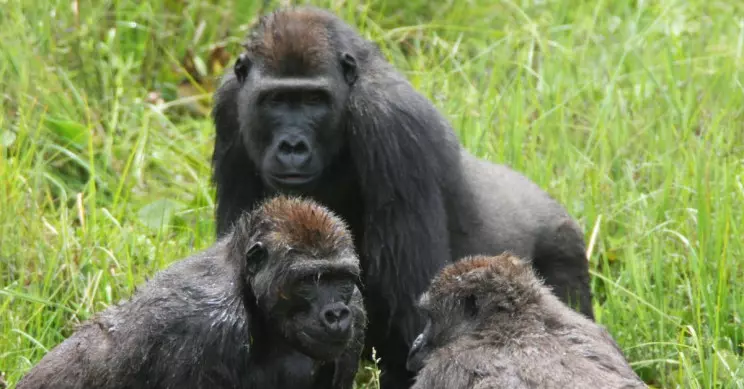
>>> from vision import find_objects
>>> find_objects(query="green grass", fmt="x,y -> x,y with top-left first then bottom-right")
1,0 -> 743,387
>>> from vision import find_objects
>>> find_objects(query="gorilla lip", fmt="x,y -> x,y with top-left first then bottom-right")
271,173 -> 317,186
303,327 -> 351,345
298,329 -> 351,358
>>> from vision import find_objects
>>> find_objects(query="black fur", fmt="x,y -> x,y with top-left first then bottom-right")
211,6 -> 593,388
16,196 -> 367,389
406,254 -> 645,389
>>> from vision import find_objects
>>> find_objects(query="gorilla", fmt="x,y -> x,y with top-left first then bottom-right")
16,196 -> 367,389
210,6 -> 593,388
406,254 -> 646,389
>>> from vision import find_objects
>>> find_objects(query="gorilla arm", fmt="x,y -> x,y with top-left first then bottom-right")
16,251 -> 249,389
346,69 -> 459,382
211,72 -> 265,237
15,322 -> 114,389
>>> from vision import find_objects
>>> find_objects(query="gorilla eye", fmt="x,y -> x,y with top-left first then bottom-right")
259,91 -> 283,106
298,273 -> 321,285
335,280 -> 356,301
302,90 -> 328,105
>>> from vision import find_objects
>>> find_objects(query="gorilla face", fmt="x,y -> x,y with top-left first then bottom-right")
233,51 -> 359,193
245,240 -> 363,361
280,276 -> 361,360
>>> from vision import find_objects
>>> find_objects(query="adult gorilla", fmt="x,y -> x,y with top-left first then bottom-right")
210,6 -> 593,389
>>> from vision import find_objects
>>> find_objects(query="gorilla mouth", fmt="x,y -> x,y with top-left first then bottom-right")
270,173 -> 317,187
296,330 -> 351,360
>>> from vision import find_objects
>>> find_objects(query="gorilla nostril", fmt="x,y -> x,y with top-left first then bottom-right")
294,140 -> 309,154
278,139 -> 309,154
278,140 -> 294,154
320,303 -> 351,332
326,307 -> 349,322
276,138 -> 312,168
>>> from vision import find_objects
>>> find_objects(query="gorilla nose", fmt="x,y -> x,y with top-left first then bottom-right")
319,302 -> 351,334
277,138 -> 311,168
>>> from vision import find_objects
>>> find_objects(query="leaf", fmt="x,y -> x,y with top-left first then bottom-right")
176,81 -> 211,116
0,129 -> 16,148
137,198 -> 186,231
180,48 -> 202,83
208,44 -> 232,76
193,54 -> 208,80
44,117 -> 89,149
714,349 -> 744,381
169,43 -> 235,116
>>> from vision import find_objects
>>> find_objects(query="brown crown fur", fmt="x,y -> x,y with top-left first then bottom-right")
430,253 -> 544,303
254,195 -> 352,258
244,7 -> 336,74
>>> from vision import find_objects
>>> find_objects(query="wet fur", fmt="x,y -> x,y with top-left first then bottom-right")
16,196 -> 366,389
410,254 -> 646,389
211,6 -> 593,388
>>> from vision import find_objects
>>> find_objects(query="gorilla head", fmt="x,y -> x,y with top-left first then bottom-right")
234,196 -> 364,360
231,12 -> 360,193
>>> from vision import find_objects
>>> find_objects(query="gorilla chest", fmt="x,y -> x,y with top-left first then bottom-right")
249,351 -> 324,389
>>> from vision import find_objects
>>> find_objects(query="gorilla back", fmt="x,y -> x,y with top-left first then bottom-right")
407,254 -> 645,389
211,6 -> 593,388
16,196 -> 367,389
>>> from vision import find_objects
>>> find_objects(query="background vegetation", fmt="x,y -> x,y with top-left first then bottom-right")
1,0 -> 743,387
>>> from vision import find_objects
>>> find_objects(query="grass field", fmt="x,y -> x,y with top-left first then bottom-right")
1,0 -> 743,388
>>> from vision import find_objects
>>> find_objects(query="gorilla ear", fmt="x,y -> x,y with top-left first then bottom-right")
245,241 -> 267,274
340,52 -> 358,86
234,53 -> 251,83
463,294 -> 478,318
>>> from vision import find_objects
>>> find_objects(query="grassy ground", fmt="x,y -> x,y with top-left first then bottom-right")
1,0 -> 743,388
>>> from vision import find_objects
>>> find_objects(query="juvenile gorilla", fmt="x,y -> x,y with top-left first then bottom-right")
16,196 -> 367,389
406,254 -> 646,389
211,6 -> 593,387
